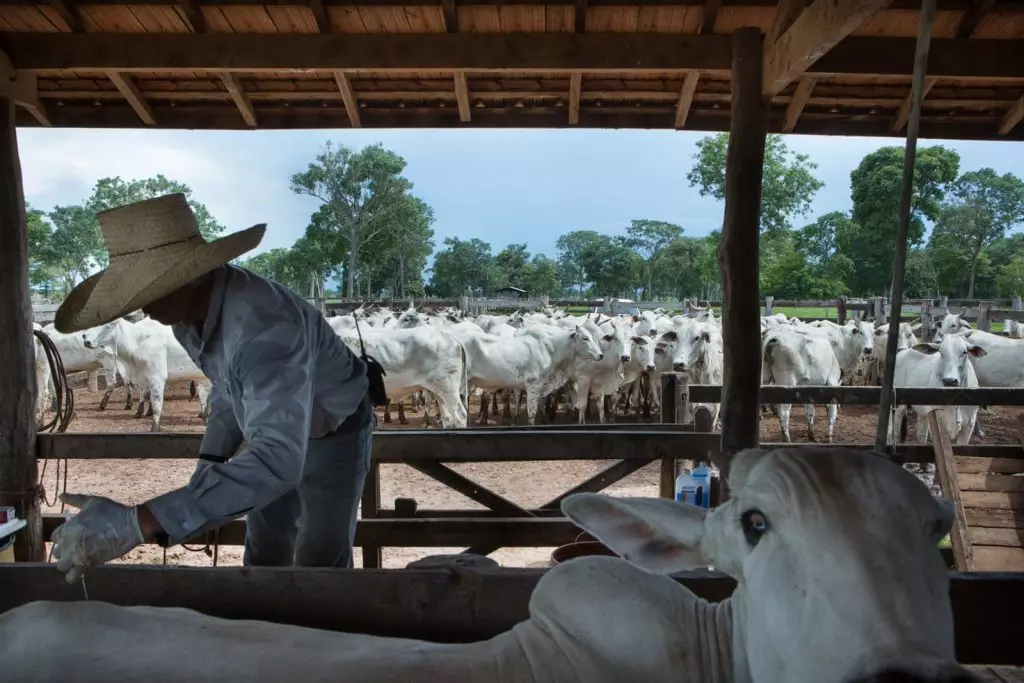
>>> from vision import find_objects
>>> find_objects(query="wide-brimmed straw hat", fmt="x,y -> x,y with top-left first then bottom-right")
54,193 -> 265,333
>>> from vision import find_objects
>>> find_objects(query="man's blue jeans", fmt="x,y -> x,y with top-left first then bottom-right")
243,399 -> 375,568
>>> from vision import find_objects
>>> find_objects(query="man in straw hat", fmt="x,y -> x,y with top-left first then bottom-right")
49,193 -> 375,581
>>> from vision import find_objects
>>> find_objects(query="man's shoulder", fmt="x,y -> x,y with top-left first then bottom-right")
223,265 -> 315,320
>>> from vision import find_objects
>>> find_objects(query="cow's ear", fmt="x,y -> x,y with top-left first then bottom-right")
968,344 -> 987,358
911,343 -> 940,355
561,494 -> 708,574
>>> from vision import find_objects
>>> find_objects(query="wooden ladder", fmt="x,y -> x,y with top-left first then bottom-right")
930,412 -> 1024,571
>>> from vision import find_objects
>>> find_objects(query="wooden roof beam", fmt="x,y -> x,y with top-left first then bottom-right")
766,0 -> 809,46
441,0 -> 459,32
763,0 -> 897,97
333,70 -> 360,127
568,71 -> 581,124
308,0 -> 332,32
0,50 -> 49,125
781,74 -> 815,132
698,0 -> 722,33
891,74 -> 936,132
999,96 -> 1024,135
956,0 -> 995,38
107,70 -> 155,124
673,70 -> 699,129
454,70 -> 470,122
177,0 -> 207,32
48,0 -> 84,32
575,0 -> 588,32
6,33 -> 1024,79
220,72 -> 256,126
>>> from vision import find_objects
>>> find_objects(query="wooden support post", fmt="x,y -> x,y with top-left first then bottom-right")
673,71 -> 699,130
875,0 -> 936,452
977,302 -> 992,332
333,71 -> 360,128
930,411 -> 973,571
873,296 -> 885,324
837,295 -> 847,325
764,295 -> 774,316
1013,296 -> 1022,312
921,300 -> 933,343
659,371 -> 689,498
568,72 -> 582,126
940,295 -> 949,313
718,27 -> 766,464
360,459 -> 382,568
999,96 -> 1024,136
0,95 -> 43,562
782,75 -> 816,132
454,70 -> 471,123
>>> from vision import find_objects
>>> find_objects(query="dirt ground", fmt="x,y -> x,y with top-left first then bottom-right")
38,380 -> 1024,570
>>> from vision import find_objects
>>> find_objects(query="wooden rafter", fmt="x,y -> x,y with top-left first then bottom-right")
220,72 -> 256,126
999,96 -> 1024,135
333,71 -> 360,127
0,50 -> 49,126
454,70 -> 470,122
568,72 -> 582,124
308,0 -> 332,33
574,0 -> 588,32
763,0 -> 897,97
441,0 -> 459,32
782,75 -> 815,132
107,71 -> 155,124
47,0 -> 84,32
673,70 -> 699,129
177,0 -> 207,32
891,75 -> 936,133
766,0 -> 809,46
956,0 -> 995,38
698,0 -> 722,33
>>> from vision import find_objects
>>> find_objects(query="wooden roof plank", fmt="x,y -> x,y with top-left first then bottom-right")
47,0 -> 84,32
763,0 -> 897,97
699,0 -> 721,32
220,71 -> 256,124
999,95 -> 1024,134
957,0 -> 995,38
107,70 -> 156,123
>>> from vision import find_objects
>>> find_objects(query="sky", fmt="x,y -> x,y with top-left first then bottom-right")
16,127 -> 1024,263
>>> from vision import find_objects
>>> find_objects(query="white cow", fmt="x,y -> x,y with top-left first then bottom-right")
890,333 -> 985,445
83,319 -> 211,431
673,322 -> 724,429
570,319 -> 631,424
461,325 -> 603,425
336,326 -> 469,429
805,319 -> 875,384
0,447 -> 970,683
762,327 -> 842,442
952,328 -> 1024,388
618,335 -> 657,416
934,311 -> 972,336
34,323 -> 128,415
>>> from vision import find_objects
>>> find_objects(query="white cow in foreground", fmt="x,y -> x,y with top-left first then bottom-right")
890,333 -> 985,445
0,447 -> 970,683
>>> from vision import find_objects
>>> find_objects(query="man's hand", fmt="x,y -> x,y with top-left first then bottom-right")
51,493 -> 146,584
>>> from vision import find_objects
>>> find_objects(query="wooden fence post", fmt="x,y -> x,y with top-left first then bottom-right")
659,371 -> 689,498
940,295 -> 949,313
873,297 -> 886,324
977,302 -> 991,332
0,94 -> 44,561
764,295 -> 774,316
920,300 -> 933,343
1014,296 -> 1022,312
837,296 -> 847,325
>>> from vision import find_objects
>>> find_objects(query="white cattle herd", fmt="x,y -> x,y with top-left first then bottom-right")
31,302 -> 1023,445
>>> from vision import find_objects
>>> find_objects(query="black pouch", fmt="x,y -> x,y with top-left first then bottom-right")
355,317 -> 389,407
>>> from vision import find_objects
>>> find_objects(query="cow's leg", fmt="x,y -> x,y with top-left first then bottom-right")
491,392 -> 499,414
383,399 -> 393,424
805,403 -> 816,441
478,392 -> 489,426
98,385 -> 114,410
134,390 -> 149,419
972,418 -> 986,441
956,413 -> 975,445
398,400 -> 408,425
597,394 -> 607,424
915,411 -> 932,445
779,403 -> 792,442
502,391 -> 513,420
514,390 -> 525,423
124,383 -> 134,410
575,380 -> 591,425
149,380 -> 166,432
188,380 -> 197,402
525,387 -> 539,426
826,403 -> 838,443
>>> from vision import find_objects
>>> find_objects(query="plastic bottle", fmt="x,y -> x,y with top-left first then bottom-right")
691,462 -> 712,509
675,468 -> 698,506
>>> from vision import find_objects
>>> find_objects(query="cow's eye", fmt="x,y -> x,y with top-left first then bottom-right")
603,335 -> 614,342
741,509 -> 769,546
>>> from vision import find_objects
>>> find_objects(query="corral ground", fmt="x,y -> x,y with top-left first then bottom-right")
39,380 -> 1024,569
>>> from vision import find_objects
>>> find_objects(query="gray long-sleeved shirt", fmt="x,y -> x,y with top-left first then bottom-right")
146,264 -> 369,545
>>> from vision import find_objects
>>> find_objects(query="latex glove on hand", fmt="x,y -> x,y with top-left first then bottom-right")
51,493 -> 146,584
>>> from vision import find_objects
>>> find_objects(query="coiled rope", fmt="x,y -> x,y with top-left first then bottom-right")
34,328 -> 74,434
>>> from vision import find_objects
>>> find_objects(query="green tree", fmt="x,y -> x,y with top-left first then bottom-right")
522,254 -> 562,297
997,254 -> 1024,297
939,168 -> 1024,297
686,134 -> 823,235
556,230 -> 603,295
87,175 -> 225,248
291,142 -> 415,298
797,212 -> 856,297
429,237 -> 496,297
579,235 -> 641,297
42,205 -> 106,296
847,145 -> 960,294
494,243 -> 531,289
26,204 -> 58,298
620,219 -> 683,300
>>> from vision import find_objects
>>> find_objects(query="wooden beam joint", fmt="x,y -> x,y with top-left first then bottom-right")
998,96 -> 1024,136
454,70 -> 470,123
308,0 -> 332,33
568,72 -> 582,125
782,74 -> 816,132
891,75 -> 936,133
107,70 -> 155,125
220,72 -> 257,127
177,0 -> 207,33
333,70 -> 360,128
441,0 -> 459,32
0,50 -> 49,126
674,70 -> 700,129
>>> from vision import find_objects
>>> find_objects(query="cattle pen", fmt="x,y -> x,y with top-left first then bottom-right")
2,0 -> 1024,675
